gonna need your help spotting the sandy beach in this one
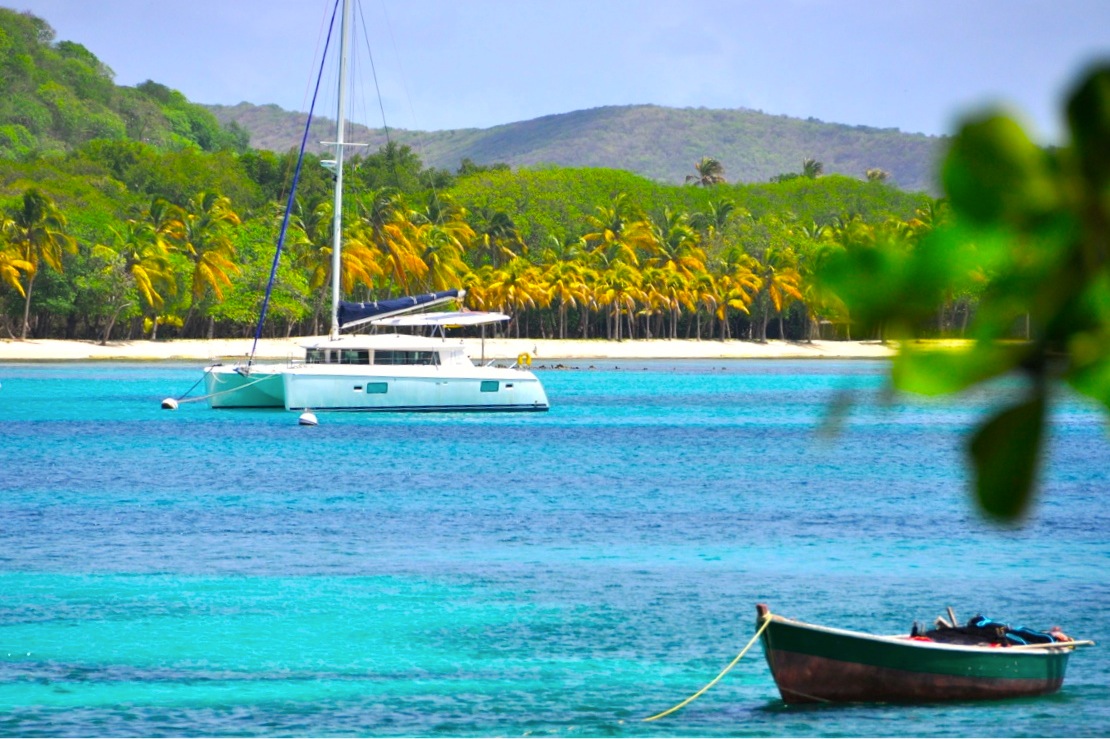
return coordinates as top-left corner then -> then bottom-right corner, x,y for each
0,336 -> 896,362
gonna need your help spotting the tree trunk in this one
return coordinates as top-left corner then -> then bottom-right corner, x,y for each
100,307 -> 124,346
20,272 -> 37,340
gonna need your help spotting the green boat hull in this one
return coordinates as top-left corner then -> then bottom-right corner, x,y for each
756,605 -> 1071,704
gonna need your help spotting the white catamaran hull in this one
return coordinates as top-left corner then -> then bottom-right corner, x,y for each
204,364 -> 286,408
281,365 -> 548,412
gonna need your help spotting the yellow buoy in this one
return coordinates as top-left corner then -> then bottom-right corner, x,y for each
517,352 -> 532,367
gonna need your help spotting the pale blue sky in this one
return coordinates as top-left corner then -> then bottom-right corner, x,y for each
12,0 -> 1109,141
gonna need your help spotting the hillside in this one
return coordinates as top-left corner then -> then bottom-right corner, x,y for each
209,102 -> 945,193
0,4 -> 943,194
0,9 -> 246,158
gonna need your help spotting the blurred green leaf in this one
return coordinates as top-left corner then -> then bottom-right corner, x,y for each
893,341 -> 1018,396
1066,65 -> 1110,189
816,240 -> 910,329
970,391 -> 1046,520
1066,273 -> 1110,411
941,113 -> 1057,227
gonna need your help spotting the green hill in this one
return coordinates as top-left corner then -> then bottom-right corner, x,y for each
0,8 -> 246,159
209,101 -> 945,194
0,4 -> 943,194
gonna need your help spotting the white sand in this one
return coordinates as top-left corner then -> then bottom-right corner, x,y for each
0,337 -> 896,362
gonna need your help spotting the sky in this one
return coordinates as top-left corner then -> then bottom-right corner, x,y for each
11,0 -> 1110,142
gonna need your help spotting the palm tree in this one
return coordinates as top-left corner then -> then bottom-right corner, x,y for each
0,213 -> 31,312
483,257 -> 545,338
413,194 -> 475,292
175,191 -> 241,302
170,191 -> 241,338
136,197 -> 187,338
584,194 -> 653,268
753,244 -> 804,341
686,157 -> 727,186
470,208 -> 524,268
543,259 -> 591,339
683,270 -> 718,340
417,223 -> 470,292
0,245 -> 32,303
714,246 -> 762,339
595,259 -> 643,340
802,158 -> 824,179
690,198 -> 740,238
4,189 -> 77,339
644,208 -> 706,277
93,218 -> 175,331
353,189 -> 421,295
286,198 -> 333,333
329,208 -> 386,297
640,265 -> 686,338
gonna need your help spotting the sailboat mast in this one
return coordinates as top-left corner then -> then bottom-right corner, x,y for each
329,0 -> 352,340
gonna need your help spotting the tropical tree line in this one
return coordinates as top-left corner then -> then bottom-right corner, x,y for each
0,146 -> 959,345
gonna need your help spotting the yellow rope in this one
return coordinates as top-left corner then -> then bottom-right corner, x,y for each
642,611 -> 773,722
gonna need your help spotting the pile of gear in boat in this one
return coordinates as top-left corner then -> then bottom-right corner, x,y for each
910,610 -> 1071,646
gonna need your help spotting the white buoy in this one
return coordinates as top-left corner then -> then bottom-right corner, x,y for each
161,397 -> 179,410
298,411 -> 318,426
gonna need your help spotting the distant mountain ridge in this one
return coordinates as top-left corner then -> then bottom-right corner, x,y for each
209,102 -> 945,193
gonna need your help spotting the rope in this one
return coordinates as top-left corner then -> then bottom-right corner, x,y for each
173,370 -> 275,405
170,371 -> 208,402
1002,639 -> 1095,650
642,611 -> 773,722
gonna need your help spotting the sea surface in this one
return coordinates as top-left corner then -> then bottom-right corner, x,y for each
0,359 -> 1107,737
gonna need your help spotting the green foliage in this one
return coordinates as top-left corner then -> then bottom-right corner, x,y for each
210,220 -> 310,332
734,175 -> 930,224
0,123 -> 35,158
818,64 -> 1110,520
451,166 -> 690,246
0,10 -> 248,158
349,142 -> 426,194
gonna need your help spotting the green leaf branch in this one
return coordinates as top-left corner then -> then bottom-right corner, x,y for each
818,63 -> 1110,520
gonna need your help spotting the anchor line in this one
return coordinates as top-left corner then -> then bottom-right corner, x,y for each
642,611 -> 773,722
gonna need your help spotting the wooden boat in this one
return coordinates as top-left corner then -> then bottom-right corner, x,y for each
756,604 -> 1088,704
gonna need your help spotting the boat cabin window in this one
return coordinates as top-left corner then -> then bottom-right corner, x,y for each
372,350 -> 438,366
304,348 -> 370,364
480,381 -> 499,393
365,382 -> 388,394
340,349 -> 369,364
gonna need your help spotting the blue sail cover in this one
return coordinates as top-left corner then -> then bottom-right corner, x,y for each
338,289 -> 462,330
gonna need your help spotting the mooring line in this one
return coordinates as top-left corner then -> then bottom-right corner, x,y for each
642,611 -> 773,722
171,368 -> 274,405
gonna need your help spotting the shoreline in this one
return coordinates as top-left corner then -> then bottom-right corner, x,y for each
0,337 -> 897,362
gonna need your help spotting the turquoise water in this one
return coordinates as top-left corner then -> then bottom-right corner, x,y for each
0,359 -> 1107,737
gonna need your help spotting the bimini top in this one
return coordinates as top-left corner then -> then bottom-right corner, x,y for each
372,311 -> 510,328
338,289 -> 462,330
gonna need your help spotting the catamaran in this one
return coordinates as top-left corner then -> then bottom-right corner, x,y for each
199,0 -> 547,414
